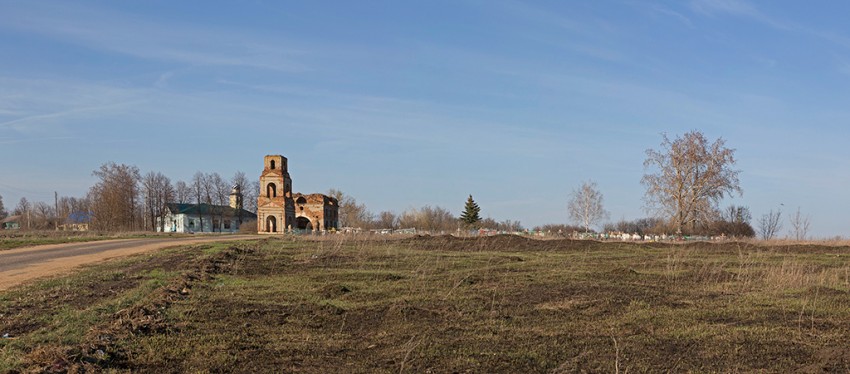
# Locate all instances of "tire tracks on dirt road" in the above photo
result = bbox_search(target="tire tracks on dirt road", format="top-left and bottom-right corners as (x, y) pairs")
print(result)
(0, 235), (261, 291)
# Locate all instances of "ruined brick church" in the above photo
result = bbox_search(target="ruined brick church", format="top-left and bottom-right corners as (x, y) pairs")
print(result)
(257, 155), (339, 234)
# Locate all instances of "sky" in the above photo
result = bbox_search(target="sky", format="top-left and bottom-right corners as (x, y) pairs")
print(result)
(1, 0), (850, 237)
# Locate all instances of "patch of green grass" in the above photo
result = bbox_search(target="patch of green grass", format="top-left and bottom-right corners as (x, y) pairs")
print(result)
(0, 244), (208, 372)
(0, 236), (111, 250)
(0, 231), (196, 250)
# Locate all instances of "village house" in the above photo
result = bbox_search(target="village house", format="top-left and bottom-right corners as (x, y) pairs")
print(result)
(157, 185), (256, 233)
(57, 211), (91, 231)
(1, 215), (21, 230)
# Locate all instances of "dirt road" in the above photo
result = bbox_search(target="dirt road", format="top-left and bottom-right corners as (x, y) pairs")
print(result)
(0, 235), (259, 291)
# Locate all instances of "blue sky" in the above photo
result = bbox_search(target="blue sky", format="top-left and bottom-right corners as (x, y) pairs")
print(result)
(1, 0), (850, 237)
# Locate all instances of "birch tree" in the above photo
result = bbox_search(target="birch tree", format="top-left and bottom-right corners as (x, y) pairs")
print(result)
(642, 131), (742, 234)
(568, 180), (609, 233)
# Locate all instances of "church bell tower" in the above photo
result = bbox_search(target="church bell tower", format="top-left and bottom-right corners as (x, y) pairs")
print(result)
(257, 155), (295, 234)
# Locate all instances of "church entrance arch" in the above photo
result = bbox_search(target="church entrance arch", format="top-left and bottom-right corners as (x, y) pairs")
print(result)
(266, 215), (277, 233)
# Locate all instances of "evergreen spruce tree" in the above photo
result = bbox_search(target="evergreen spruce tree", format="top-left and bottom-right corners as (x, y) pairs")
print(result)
(459, 195), (481, 228)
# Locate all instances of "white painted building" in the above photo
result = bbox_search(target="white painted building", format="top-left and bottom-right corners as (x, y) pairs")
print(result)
(157, 185), (256, 233)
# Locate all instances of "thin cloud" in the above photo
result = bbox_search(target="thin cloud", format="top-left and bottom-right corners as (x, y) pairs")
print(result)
(154, 72), (176, 89)
(488, 0), (583, 32)
(0, 136), (80, 145)
(0, 77), (149, 133)
(0, 108), (24, 117)
(482, 0), (624, 57)
(647, 4), (695, 28)
(689, 0), (795, 31)
(0, 100), (145, 133)
(690, 0), (759, 17)
(690, 0), (850, 71)
(0, 2), (311, 73)
(488, 67), (731, 129)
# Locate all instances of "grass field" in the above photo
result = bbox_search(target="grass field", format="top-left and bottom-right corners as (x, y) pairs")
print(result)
(1, 235), (849, 372)
(0, 231), (196, 251)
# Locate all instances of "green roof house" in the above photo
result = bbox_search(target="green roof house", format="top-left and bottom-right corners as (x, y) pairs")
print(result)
(158, 185), (256, 233)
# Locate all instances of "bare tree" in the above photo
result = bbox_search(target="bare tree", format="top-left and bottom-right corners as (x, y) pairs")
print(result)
(57, 196), (72, 225)
(420, 206), (454, 233)
(230, 171), (252, 225)
(397, 205), (455, 233)
(245, 180), (259, 213)
(201, 173), (215, 206)
(210, 172), (230, 232)
(142, 171), (174, 231)
(568, 180), (609, 233)
(31, 202), (55, 229)
(57, 196), (90, 227)
(14, 197), (31, 229)
(603, 217), (666, 236)
(642, 131), (742, 234)
(327, 188), (372, 228)
(398, 208), (419, 229)
(191, 172), (207, 231)
(377, 210), (399, 230)
(88, 162), (141, 231)
(230, 171), (250, 195)
(231, 170), (258, 212)
(175, 180), (192, 204)
(709, 205), (756, 237)
(479, 218), (523, 232)
(788, 207), (811, 241)
(723, 205), (752, 224)
(499, 219), (524, 232)
(757, 209), (782, 240)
